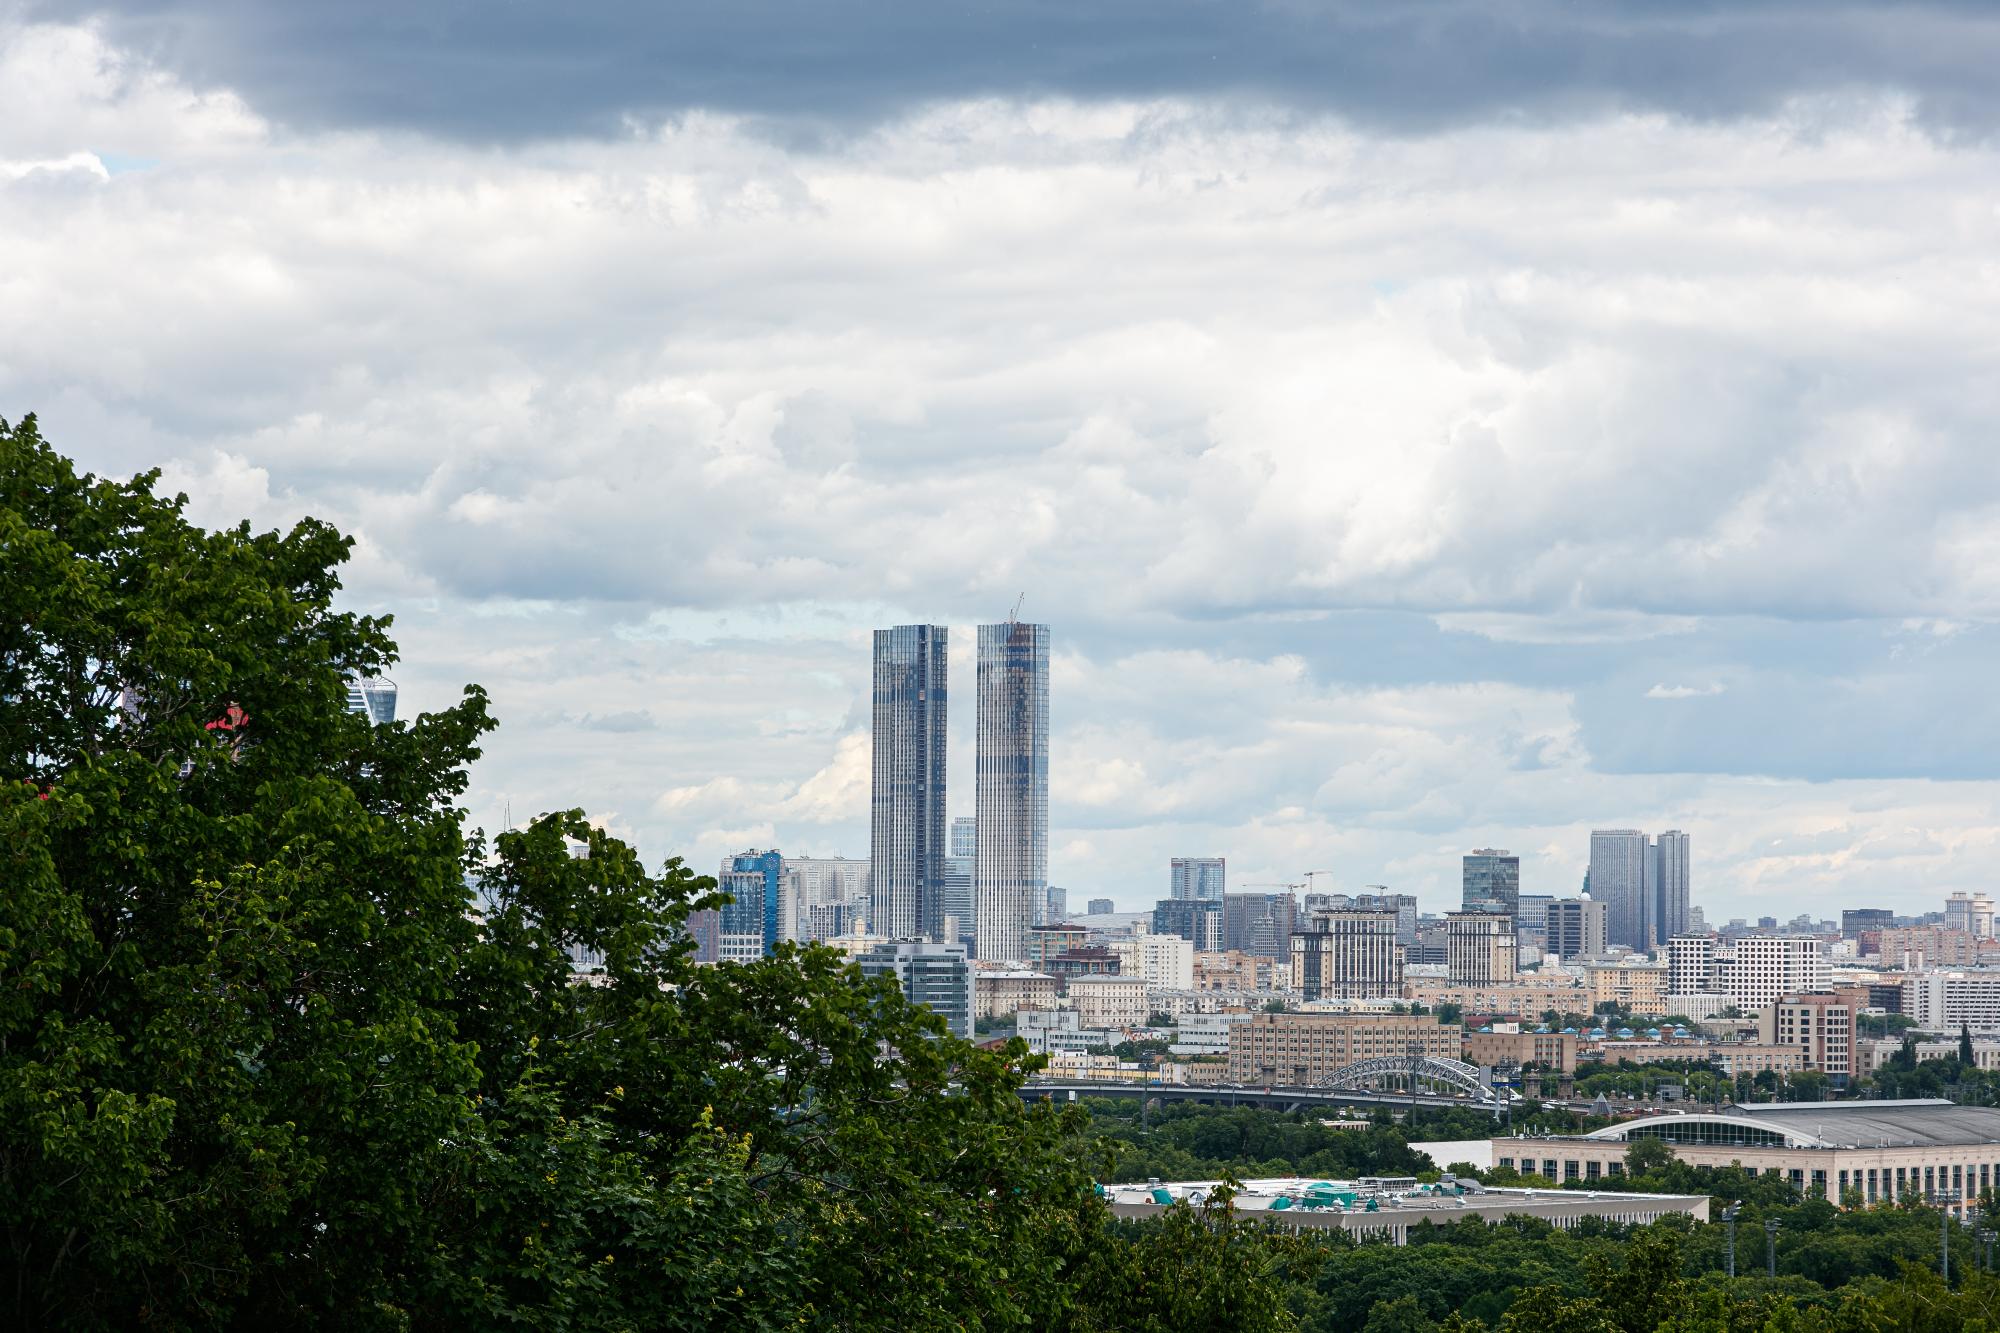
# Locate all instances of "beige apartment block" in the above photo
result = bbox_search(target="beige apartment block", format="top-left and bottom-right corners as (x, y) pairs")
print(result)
(1464, 1028), (1578, 1074)
(1586, 961), (1669, 1016)
(1227, 1012), (1455, 1085)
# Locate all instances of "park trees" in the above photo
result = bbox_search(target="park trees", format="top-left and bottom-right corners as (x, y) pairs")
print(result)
(0, 417), (1111, 1330)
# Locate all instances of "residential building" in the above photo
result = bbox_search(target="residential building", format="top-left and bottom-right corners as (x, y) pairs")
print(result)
(1904, 972), (2000, 1032)
(1494, 1100), (2000, 1212)
(345, 676), (398, 725)
(1464, 1028), (1579, 1074)
(782, 855), (870, 942)
(1292, 911), (1403, 1001)
(1045, 945), (1121, 981)
(1224, 891), (1298, 957)
(1043, 885), (1067, 924)
(720, 849), (783, 958)
(1086, 897), (1115, 915)
(1026, 924), (1088, 971)
(1547, 898), (1608, 961)
(855, 940), (974, 1038)
(1228, 1012), (1454, 1085)
(951, 815), (977, 859)
(1947, 892), (1997, 940)
(939, 854), (975, 950)
(1117, 933), (1195, 990)
(1461, 849), (1520, 916)
(1171, 857), (1226, 901)
(973, 970), (1060, 1020)
(1726, 936), (1830, 1012)
(870, 625), (948, 943)
(1401, 977), (1592, 1017)
(1447, 912), (1517, 986)
(1758, 992), (1854, 1080)
(1586, 960), (1669, 1016)
(1667, 934), (1718, 997)
(1872, 926), (1980, 968)
(1067, 975), (1151, 1028)
(975, 619), (1049, 964)
(1152, 897), (1224, 951)
(1195, 950), (1284, 992)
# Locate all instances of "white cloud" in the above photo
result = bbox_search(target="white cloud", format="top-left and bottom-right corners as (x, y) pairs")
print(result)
(9, 21), (2000, 920)
(1645, 682), (1726, 700)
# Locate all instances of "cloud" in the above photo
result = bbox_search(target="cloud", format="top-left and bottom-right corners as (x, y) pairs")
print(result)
(10, 16), (2000, 921)
(24, 1), (2000, 142)
(1645, 682), (1726, 699)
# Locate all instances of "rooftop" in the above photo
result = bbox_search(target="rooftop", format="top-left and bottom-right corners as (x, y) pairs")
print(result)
(1579, 1099), (2000, 1150)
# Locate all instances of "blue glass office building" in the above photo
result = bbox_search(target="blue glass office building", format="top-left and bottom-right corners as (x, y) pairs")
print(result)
(870, 625), (949, 942)
(724, 848), (785, 955)
(975, 620), (1049, 963)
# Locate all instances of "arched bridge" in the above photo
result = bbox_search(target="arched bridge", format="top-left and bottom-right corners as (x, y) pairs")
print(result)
(1022, 1054), (1516, 1111)
(1317, 1053), (1508, 1103)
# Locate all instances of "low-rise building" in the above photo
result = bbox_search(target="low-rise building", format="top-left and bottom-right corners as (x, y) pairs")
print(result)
(1067, 975), (1151, 1028)
(1402, 977), (1592, 1017)
(974, 970), (1060, 1021)
(1493, 1099), (2000, 1215)
(1464, 1028), (1578, 1074)
(1709, 1043), (1807, 1077)
(1172, 1012), (1253, 1057)
(1586, 961), (1670, 1016)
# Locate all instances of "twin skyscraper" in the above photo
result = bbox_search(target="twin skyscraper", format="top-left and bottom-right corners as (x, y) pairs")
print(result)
(869, 619), (1049, 965)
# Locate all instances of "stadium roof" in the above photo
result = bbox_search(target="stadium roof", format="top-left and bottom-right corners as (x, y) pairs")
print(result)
(1584, 1099), (2000, 1150)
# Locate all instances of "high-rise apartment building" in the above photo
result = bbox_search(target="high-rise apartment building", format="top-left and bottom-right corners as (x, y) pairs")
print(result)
(722, 849), (784, 956)
(1171, 857), (1227, 901)
(780, 855), (869, 941)
(1085, 897), (1115, 916)
(1759, 992), (1854, 1080)
(975, 620), (1049, 963)
(1946, 892), (1996, 940)
(1119, 933), (1195, 989)
(855, 940), (975, 1039)
(1461, 849), (1520, 916)
(1291, 910), (1403, 1001)
(1546, 898), (1608, 961)
(1666, 933), (1718, 997)
(346, 676), (398, 725)
(870, 625), (949, 944)
(1152, 898), (1224, 951)
(1727, 936), (1830, 1012)
(1447, 912), (1518, 985)
(1223, 891), (1297, 957)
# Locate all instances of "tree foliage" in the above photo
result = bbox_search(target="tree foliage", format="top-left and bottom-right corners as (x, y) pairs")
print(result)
(0, 417), (1149, 1330)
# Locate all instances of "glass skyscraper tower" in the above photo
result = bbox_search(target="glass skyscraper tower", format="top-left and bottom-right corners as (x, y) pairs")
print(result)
(346, 677), (398, 725)
(975, 620), (1048, 964)
(870, 625), (949, 942)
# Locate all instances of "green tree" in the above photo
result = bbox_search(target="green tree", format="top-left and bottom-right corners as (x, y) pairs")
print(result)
(0, 417), (1113, 1330)
(1624, 1136), (1676, 1176)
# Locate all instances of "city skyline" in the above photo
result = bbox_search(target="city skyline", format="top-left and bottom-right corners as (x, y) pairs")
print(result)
(15, 8), (2000, 924)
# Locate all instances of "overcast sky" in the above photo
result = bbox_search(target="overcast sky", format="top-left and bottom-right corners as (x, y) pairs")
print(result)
(6, 2), (2000, 920)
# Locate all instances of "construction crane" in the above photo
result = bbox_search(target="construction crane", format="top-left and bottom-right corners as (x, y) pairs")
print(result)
(1009, 592), (1026, 622)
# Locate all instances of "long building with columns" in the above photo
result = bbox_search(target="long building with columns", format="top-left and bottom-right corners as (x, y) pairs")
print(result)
(1493, 1099), (2000, 1216)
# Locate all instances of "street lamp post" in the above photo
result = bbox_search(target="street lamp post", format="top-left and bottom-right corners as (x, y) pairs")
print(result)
(1978, 1228), (1995, 1274)
(1930, 1190), (1951, 1282)
(1764, 1218), (1780, 1279)
(1722, 1201), (1742, 1278)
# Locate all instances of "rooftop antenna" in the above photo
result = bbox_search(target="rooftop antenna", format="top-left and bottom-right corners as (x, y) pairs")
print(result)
(1009, 592), (1025, 623)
